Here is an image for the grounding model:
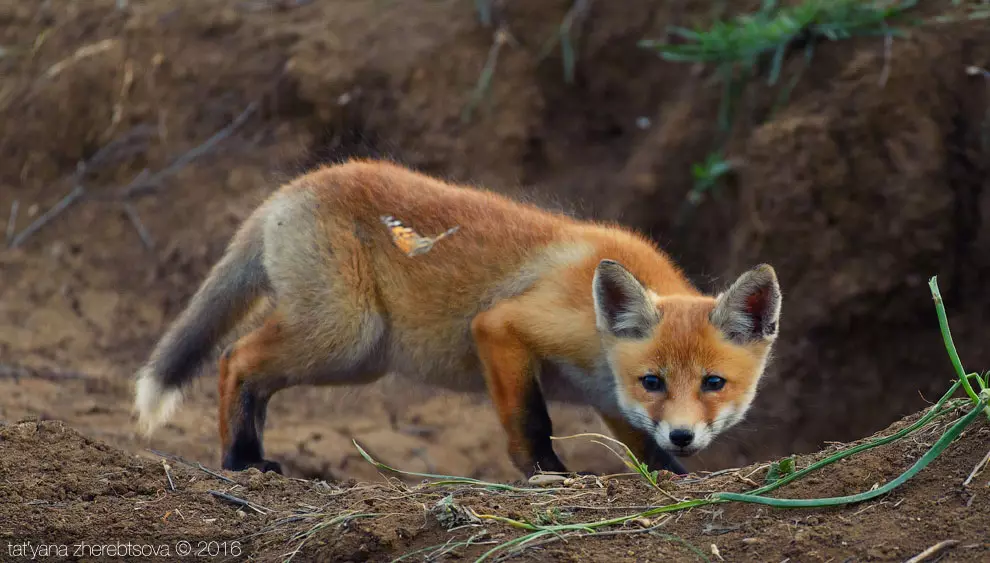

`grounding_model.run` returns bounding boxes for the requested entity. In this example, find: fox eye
[640,374,666,393]
[701,374,726,392]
